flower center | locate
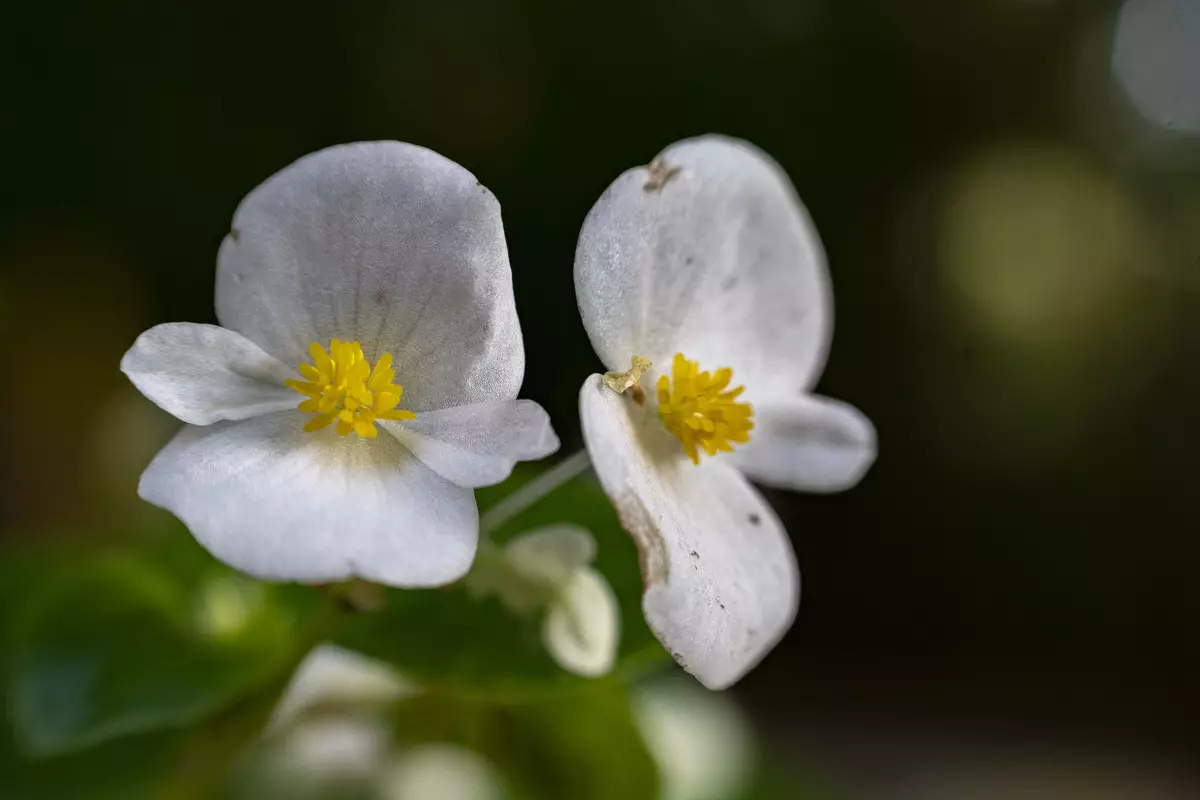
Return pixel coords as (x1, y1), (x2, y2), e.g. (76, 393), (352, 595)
(286, 339), (415, 438)
(656, 352), (754, 464)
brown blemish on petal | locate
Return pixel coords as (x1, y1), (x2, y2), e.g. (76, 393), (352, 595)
(229, 227), (241, 243)
(643, 157), (682, 192)
(613, 489), (668, 590)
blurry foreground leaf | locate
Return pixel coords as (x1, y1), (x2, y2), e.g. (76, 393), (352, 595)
(337, 464), (665, 697)
(6, 520), (322, 757)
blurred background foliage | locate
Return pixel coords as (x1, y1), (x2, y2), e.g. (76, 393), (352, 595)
(2, 0), (1199, 797)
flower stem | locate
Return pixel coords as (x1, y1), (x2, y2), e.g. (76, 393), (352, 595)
(479, 450), (592, 537)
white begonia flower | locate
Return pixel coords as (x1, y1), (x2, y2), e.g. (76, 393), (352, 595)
(467, 525), (620, 677)
(574, 135), (877, 689)
(121, 142), (560, 586)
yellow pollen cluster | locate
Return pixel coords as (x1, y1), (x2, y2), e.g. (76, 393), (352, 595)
(657, 353), (754, 464)
(286, 339), (415, 438)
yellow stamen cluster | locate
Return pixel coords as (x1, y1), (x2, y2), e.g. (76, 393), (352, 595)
(286, 339), (415, 438)
(657, 353), (754, 464)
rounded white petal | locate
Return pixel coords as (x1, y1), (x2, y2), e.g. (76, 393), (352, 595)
(121, 322), (298, 425)
(728, 395), (877, 493)
(1112, 0), (1200, 135)
(505, 524), (597, 588)
(274, 716), (391, 779)
(139, 412), (478, 586)
(579, 375), (799, 689)
(632, 679), (755, 800)
(575, 135), (832, 402)
(270, 645), (418, 732)
(216, 141), (523, 411)
(542, 566), (620, 678)
(382, 744), (506, 800)
(380, 400), (559, 489)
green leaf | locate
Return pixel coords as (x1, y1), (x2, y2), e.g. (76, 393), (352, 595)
(391, 681), (660, 800)
(337, 464), (666, 697)
(0, 725), (185, 800)
(6, 530), (317, 757)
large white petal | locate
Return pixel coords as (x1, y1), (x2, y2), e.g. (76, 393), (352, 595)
(543, 567), (620, 678)
(216, 141), (523, 411)
(380, 400), (559, 489)
(139, 412), (478, 586)
(574, 135), (832, 403)
(728, 395), (877, 493)
(121, 323), (298, 425)
(579, 375), (799, 689)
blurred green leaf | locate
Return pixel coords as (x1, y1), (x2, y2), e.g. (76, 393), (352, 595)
(337, 463), (666, 697)
(392, 681), (660, 800)
(6, 520), (322, 757)
(0, 724), (185, 800)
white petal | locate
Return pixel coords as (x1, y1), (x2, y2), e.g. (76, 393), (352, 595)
(383, 744), (506, 800)
(380, 400), (559, 489)
(138, 412), (478, 586)
(216, 141), (524, 411)
(121, 323), (298, 425)
(632, 679), (755, 800)
(274, 716), (391, 779)
(505, 525), (597, 588)
(728, 395), (877, 493)
(579, 375), (799, 689)
(269, 645), (417, 732)
(574, 135), (832, 402)
(543, 567), (620, 678)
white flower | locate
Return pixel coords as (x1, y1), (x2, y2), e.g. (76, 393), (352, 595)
(122, 142), (559, 586)
(574, 136), (876, 688)
(467, 525), (620, 677)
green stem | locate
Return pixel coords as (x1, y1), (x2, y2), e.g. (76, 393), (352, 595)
(479, 450), (592, 537)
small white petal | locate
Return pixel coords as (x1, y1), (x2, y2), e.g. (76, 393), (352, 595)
(217, 141), (523, 411)
(381, 400), (559, 489)
(575, 135), (832, 402)
(632, 679), (755, 800)
(728, 395), (877, 493)
(274, 716), (391, 779)
(382, 744), (506, 800)
(505, 525), (597, 588)
(270, 645), (418, 732)
(139, 412), (478, 586)
(121, 323), (298, 425)
(543, 566), (620, 678)
(579, 375), (799, 689)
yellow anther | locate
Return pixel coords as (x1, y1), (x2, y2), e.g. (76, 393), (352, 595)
(656, 353), (754, 465)
(287, 340), (415, 439)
